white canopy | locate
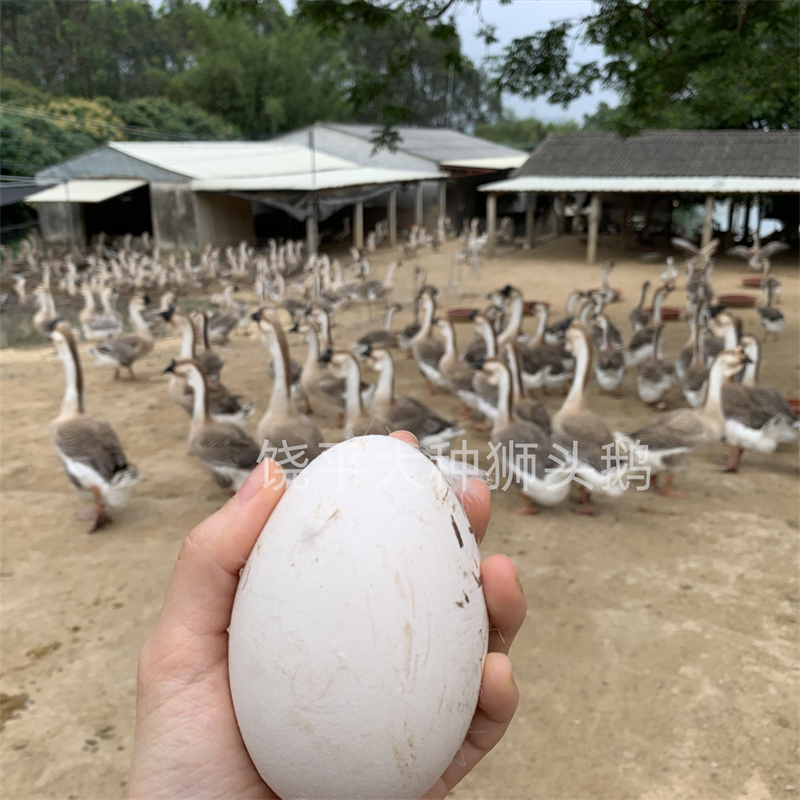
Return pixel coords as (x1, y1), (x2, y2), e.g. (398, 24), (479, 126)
(27, 179), (146, 203)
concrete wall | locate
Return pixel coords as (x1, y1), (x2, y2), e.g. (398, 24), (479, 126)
(195, 193), (255, 247)
(150, 182), (199, 249)
(37, 202), (85, 248)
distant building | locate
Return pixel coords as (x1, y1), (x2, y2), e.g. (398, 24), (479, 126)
(479, 129), (800, 262)
(29, 124), (526, 251)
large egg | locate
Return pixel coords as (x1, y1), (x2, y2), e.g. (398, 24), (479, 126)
(229, 435), (488, 799)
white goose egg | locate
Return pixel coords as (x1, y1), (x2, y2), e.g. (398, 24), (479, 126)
(229, 435), (488, 799)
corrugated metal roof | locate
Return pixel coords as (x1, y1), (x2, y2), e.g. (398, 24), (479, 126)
(36, 146), (189, 183)
(479, 175), (800, 193)
(193, 168), (444, 193)
(109, 141), (356, 180)
(441, 156), (528, 170)
(327, 124), (527, 166)
(26, 179), (147, 203)
(513, 130), (800, 179)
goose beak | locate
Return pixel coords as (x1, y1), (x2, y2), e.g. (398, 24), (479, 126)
(289, 322), (299, 333)
(741, 353), (753, 365)
(250, 309), (262, 322)
(45, 317), (64, 332)
(143, 293), (152, 305)
(163, 360), (176, 374)
(468, 309), (478, 320)
(318, 348), (332, 364)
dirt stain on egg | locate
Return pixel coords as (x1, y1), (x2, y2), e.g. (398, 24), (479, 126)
(451, 516), (464, 548)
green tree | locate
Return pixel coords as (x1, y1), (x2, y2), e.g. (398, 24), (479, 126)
(475, 111), (578, 150)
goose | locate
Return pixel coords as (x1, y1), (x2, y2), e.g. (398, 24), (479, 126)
(161, 307), (255, 426)
(192, 310), (225, 382)
(503, 341), (551, 434)
(98, 286), (125, 334)
(326, 351), (390, 439)
(680, 304), (709, 409)
(252, 309), (323, 473)
(636, 324), (674, 409)
(675, 301), (703, 382)
(78, 284), (121, 341)
(351, 303), (402, 352)
(721, 335), (799, 472)
(357, 260), (401, 309)
(364, 346), (464, 448)
(519, 301), (571, 394)
(410, 288), (446, 393)
(32, 285), (58, 338)
(589, 296), (623, 351)
(164, 359), (260, 493)
(298, 319), (346, 419)
(13, 274), (27, 305)
(551, 323), (628, 515)
(482, 358), (572, 514)
(617, 348), (749, 497)
(625, 284), (672, 367)
(434, 317), (496, 422)
(756, 281), (785, 342)
(728, 233), (789, 272)
(544, 289), (585, 346)
(88, 293), (154, 381)
(47, 320), (140, 532)
(590, 260), (616, 306)
(702, 308), (739, 367)
(629, 280), (651, 332)
(593, 315), (625, 396)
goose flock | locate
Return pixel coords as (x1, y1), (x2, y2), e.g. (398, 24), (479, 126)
(2, 223), (796, 531)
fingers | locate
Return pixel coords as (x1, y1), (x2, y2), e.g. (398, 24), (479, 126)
(152, 460), (286, 648)
(482, 554), (526, 655)
(456, 478), (491, 544)
(423, 653), (518, 799)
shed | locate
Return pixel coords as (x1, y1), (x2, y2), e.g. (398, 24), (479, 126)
(479, 130), (800, 261)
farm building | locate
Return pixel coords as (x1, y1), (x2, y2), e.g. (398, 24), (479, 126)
(479, 129), (800, 262)
(29, 124), (526, 252)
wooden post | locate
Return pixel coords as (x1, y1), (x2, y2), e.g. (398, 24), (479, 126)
(755, 194), (762, 240)
(701, 193), (715, 246)
(742, 194), (751, 241)
(486, 192), (497, 259)
(643, 194), (654, 240)
(414, 183), (424, 226)
(306, 206), (317, 256)
(586, 193), (601, 265)
(725, 198), (736, 249)
(524, 192), (536, 247)
(438, 181), (447, 219)
(388, 188), (397, 247)
(555, 192), (566, 235)
(353, 201), (364, 249)
(620, 193), (630, 249)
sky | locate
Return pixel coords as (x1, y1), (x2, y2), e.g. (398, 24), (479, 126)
(453, 0), (619, 122)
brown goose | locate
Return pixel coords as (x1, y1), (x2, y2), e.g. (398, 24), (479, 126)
(351, 303), (402, 352)
(48, 320), (140, 532)
(252, 309), (323, 475)
(365, 346), (464, 448)
(410, 287), (446, 393)
(680, 304), (709, 409)
(193, 310), (225, 381)
(625, 285), (672, 367)
(482, 358), (571, 515)
(88, 293), (154, 381)
(636, 324), (674, 409)
(503, 341), (551, 434)
(617, 348), (749, 497)
(326, 351), (390, 439)
(756, 281), (785, 342)
(165, 359), (260, 493)
(629, 280), (651, 332)
(593, 315), (625, 396)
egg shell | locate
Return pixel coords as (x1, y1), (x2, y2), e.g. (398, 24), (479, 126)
(229, 435), (488, 799)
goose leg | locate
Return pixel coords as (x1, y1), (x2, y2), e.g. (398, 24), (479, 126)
(614, 385), (622, 398)
(572, 485), (597, 515)
(513, 494), (541, 515)
(426, 380), (436, 396)
(722, 445), (743, 473)
(76, 486), (113, 533)
(113, 368), (122, 382)
(660, 473), (686, 498)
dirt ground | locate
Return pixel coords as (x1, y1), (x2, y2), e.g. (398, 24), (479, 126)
(1, 234), (798, 800)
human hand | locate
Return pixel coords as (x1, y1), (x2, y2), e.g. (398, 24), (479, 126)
(128, 431), (526, 799)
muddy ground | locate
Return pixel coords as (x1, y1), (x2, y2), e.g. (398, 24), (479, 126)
(1, 234), (798, 799)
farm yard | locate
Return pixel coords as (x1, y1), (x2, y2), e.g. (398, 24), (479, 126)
(1, 233), (798, 799)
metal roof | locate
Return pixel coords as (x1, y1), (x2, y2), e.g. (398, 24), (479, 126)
(108, 141), (355, 180)
(512, 130), (800, 179)
(480, 175), (800, 194)
(26, 179), (147, 203)
(193, 168), (444, 193)
(441, 156), (528, 170)
(326, 124), (527, 168)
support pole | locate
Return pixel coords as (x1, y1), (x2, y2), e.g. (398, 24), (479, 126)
(620, 193), (630, 250)
(586, 193), (601, 265)
(701, 193), (715, 247)
(725, 198), (735, 250)
(414, 183), (424, 226)
(486, 192), (497, 259)
(353, 201), (364, 250)
(438, 180), (447, 220)
(306, 203), (318, 256)
(524, 192), (536, 248)
(388, 188), (397, 247)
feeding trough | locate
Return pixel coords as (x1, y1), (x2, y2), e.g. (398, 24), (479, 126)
(447, 307), (478, 323)
(786, 397), (800, 416)
(717, 293), (757, 309)
(741, 276), (765, 288)
(647, 305), (681, 321)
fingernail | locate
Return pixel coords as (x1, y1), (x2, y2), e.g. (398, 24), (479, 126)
(237, 461), (269, 505)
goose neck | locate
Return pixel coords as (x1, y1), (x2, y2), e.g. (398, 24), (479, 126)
(562, 335), (590, 411)
(56, 334), (85, 417)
